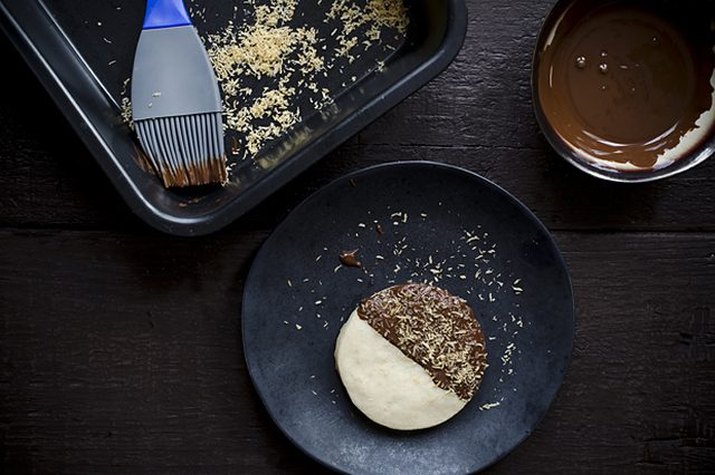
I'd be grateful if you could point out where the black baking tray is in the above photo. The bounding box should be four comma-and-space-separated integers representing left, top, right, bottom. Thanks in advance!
0, 0, 467, 236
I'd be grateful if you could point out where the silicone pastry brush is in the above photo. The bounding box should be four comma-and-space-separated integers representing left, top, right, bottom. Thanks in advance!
131, 0, 227, 187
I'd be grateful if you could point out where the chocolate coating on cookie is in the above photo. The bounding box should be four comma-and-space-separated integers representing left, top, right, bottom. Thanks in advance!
357, 283, 487, 400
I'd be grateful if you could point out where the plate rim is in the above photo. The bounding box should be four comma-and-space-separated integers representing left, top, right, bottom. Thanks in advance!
241, 160, 576, 473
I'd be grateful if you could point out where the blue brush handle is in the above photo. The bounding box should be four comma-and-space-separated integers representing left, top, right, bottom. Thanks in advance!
143, 0, 192, 30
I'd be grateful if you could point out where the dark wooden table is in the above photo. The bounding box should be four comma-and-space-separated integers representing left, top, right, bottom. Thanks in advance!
2, 1, 715, 473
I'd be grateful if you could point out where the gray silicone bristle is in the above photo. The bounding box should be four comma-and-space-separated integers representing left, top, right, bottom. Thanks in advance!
135, 112, 227, 188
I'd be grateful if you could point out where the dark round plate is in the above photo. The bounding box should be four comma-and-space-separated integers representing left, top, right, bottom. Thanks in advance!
242, 161, 574, 474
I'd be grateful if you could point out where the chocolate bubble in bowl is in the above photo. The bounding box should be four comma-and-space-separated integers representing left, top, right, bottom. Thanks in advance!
532, 0, 715, 182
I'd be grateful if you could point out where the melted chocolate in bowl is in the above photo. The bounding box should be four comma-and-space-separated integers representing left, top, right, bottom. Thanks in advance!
537, 0, 715, 173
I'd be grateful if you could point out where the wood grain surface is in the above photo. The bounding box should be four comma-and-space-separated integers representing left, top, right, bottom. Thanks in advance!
1, 0, 714, 473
